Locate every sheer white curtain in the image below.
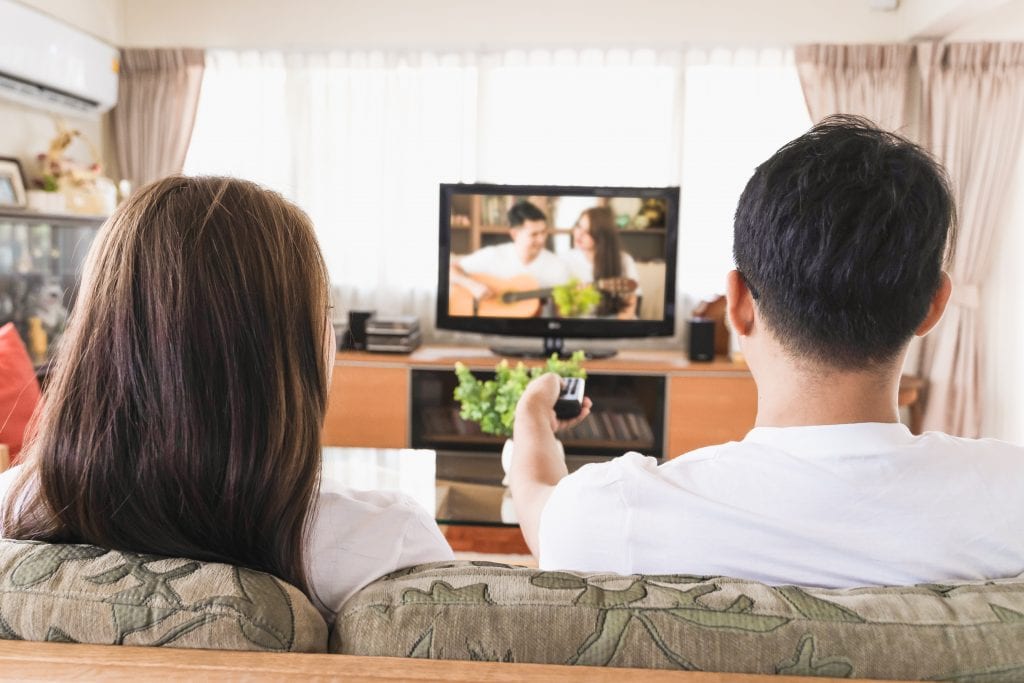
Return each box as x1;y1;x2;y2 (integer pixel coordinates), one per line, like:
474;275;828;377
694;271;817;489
185;51;479;333
475;49;684;187
185;47;810;340
679;48;812;302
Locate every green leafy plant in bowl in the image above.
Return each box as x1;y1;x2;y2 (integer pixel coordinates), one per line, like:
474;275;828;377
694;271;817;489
454;351;587;437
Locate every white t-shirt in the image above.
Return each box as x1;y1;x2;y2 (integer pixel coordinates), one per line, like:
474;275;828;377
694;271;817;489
563;248;642;295
459;243;570;288
0;466;454;622
539;423;1024;588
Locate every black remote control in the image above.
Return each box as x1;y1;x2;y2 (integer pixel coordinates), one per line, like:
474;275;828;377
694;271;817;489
554;377;585;419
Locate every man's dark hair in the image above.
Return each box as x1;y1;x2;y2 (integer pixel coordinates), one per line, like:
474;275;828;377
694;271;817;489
508;201;547;228
733;114;956;369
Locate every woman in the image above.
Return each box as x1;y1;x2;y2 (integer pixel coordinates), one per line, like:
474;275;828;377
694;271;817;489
565;206;641;319
0;176;452;621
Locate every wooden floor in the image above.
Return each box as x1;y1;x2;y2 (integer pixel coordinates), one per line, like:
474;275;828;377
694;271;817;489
0;641;901;682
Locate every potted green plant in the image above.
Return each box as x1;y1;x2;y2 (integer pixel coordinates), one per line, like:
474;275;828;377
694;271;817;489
453;351;588;438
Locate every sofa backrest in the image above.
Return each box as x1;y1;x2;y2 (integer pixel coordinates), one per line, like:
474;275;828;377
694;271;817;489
0;539;327;652
333;561;1024;680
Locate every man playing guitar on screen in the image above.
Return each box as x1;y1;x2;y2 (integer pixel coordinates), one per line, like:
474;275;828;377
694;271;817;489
449;201;571;317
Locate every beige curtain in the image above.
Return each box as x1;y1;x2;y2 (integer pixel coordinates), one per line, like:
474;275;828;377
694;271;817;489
794;44;916;131
917;42;1024;437
112;49;205;190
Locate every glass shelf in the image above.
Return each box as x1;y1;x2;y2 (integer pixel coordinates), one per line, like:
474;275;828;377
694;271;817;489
0;209;105;364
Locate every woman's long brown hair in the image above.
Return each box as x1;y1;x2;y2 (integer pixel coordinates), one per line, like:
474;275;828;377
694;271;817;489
2;176;330;597
580;207;627;316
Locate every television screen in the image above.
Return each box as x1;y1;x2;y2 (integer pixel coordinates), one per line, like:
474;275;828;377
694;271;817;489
437;183;678;358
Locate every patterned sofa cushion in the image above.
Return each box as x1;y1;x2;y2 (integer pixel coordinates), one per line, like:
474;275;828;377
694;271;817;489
332;561;1024;680
0;539;327;652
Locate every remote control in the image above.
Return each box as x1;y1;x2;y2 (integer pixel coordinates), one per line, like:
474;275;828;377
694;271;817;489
554;377;585;419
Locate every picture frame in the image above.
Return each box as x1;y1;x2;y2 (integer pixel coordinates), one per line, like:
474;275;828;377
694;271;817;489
0;157;28;209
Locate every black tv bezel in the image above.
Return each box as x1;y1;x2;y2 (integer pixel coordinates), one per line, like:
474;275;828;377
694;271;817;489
436;182;679;341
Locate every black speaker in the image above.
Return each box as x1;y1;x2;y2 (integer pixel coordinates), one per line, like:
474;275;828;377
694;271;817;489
347;310;375;350
688;318;715;362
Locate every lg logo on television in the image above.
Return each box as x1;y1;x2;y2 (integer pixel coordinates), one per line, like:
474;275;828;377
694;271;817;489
548;322;561;330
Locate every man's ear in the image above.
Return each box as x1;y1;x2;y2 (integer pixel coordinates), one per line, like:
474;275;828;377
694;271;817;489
915;271;952;337
726;270;756;336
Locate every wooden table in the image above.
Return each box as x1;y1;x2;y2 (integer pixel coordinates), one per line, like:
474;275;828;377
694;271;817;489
0;640;901;682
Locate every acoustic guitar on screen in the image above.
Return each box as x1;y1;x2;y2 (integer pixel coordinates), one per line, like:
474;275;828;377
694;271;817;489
449;274;638;317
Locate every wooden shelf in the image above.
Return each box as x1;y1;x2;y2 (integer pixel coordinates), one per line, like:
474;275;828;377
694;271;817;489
620;228;667;235
418;404;656;453
0;208;107;226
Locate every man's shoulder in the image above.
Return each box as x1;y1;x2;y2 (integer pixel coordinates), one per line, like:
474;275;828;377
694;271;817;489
914;430;1024;458
559;445;727;488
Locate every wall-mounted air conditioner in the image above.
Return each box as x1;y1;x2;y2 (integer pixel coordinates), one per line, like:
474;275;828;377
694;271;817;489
0;0;119;118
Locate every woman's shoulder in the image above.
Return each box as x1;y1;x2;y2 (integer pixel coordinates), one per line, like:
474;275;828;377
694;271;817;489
314;484;427;521
306;484;452;621
0;465;28;537
0;464;24;507
0;465;18;494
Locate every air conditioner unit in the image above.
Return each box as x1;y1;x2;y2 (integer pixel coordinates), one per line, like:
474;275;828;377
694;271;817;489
0;0;119;118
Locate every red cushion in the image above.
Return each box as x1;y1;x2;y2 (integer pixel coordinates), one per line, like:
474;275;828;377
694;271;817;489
0;322;42;464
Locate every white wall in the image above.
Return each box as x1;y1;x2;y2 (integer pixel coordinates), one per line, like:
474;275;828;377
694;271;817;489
948;0;1024;40
15;0;122;44
121;0;910;49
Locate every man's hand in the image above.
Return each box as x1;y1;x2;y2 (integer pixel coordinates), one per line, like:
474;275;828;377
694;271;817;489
510;373;593;558
466;279;493;301
522;373;593;433
449;262;494;301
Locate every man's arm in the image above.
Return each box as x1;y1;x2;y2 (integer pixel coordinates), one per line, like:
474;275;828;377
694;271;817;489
510;373;591;557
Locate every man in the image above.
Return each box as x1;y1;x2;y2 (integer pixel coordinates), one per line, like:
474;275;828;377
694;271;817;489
510;115;1024;588
450;201;570;309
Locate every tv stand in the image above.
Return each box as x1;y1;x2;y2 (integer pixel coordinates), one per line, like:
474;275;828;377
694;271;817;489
488;336;618;360
324;345;925;461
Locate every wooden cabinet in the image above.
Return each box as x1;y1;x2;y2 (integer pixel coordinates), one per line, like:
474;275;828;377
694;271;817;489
323;360;409;448
323;347;757;459
324;346;925;456
668;375;758;455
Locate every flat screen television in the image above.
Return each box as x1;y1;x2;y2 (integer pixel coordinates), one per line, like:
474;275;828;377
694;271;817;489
437;183;679;358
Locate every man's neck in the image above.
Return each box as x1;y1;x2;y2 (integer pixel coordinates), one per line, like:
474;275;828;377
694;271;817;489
751;353;902;428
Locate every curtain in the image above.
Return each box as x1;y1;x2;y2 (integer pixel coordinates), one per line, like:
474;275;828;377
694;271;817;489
917;42;1024;437
185;50;481;337
794;44;916;132
185;49;689;339
112;49;205;190
682;48;811;301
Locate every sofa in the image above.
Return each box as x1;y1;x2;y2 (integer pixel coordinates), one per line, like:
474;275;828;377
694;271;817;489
2;538;1023;680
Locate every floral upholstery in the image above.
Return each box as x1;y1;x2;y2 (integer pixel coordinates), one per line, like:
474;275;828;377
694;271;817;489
333;561;1024;680
5;539;1024;679
0;539;327;652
